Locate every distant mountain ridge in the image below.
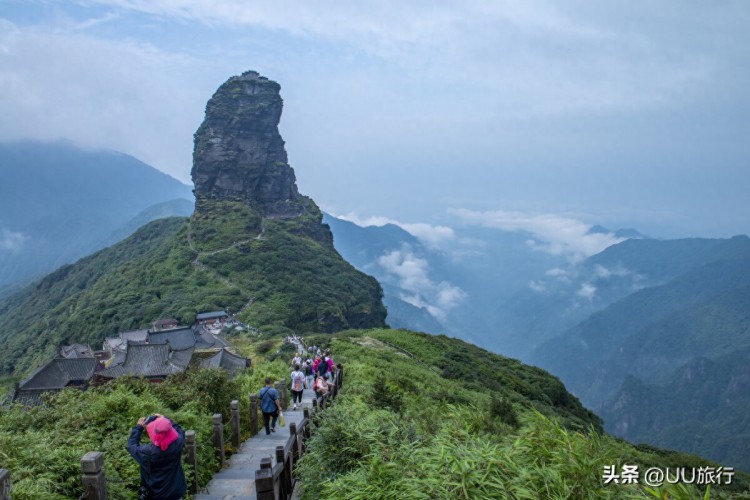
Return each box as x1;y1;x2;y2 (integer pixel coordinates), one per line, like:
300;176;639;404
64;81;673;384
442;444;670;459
0;140;193;285
529;235;750;470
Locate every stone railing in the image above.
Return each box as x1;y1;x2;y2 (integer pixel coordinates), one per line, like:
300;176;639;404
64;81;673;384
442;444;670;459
0;387;264;499
0;367;336;499
254;364;343;500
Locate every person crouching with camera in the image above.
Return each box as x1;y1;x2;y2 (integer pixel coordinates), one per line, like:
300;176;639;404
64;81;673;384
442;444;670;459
127;413;187;500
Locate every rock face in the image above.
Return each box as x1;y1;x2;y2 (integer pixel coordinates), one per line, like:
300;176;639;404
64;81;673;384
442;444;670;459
191;71;303;216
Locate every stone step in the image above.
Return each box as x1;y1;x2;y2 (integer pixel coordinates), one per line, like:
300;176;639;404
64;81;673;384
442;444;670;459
197;384;319;498
197;477;256;497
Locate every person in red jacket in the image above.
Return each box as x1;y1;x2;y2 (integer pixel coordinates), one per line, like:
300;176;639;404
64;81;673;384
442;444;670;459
127;413;186;500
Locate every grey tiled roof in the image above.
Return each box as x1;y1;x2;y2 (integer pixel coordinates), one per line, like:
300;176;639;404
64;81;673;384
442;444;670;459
195;327;229;349
20;358;97;390
59;344;94;359
196;311;228;321
199;349;249;377
106;349;127;367
13;388;62;406
148;327;197;350
98;343;193;379
120;328;149;343
104;336;125;352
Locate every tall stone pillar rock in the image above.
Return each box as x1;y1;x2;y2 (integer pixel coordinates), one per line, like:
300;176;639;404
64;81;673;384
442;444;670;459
191;71;304;217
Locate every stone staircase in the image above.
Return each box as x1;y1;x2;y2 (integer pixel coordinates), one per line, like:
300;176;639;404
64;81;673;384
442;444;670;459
194;387;314;499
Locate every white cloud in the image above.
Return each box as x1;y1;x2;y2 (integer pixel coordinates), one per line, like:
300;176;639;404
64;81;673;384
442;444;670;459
335;212;455;248
592;263;631;279
577;282;596;300
87;0;722;118
545;267;569;278
0;19;213;183
0;228;28;252
377;246;466;320
399;223;455;247
450;208;625;261
528;280;546;293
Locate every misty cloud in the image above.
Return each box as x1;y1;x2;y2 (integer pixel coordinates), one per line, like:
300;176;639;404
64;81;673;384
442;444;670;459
450;208;625;261
0;19;211;183
336;212;455;248
528;280;546;293
577;282;596;301
377;246;466;320
0;228;28;252
2;3;748;238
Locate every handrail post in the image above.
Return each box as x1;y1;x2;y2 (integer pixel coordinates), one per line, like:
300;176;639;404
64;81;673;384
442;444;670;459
280;378;288;410
0;469;10;500
290;422;302;462
81;451;107;500
230;400;241;448
276;445;292;497
212;413;225;467
184;430;199;494
274;380;285;411
255;457;274;500
303;408;311;439
249;394;259;435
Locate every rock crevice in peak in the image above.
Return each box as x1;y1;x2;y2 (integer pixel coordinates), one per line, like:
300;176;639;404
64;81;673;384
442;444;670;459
191;70;303;217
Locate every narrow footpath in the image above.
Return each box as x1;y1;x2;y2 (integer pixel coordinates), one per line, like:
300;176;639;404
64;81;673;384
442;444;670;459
194;388;314;499
195;338;311;499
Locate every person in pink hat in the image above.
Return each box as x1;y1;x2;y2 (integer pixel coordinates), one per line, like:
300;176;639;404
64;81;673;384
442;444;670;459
127;413;186;499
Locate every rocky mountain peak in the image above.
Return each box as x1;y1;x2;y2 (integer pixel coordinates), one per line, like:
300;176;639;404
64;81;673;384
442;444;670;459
191;70;303;216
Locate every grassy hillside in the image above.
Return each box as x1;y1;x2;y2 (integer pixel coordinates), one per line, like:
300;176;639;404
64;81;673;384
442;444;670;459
5;328;746;498
0;198;386;378
296;328;750;498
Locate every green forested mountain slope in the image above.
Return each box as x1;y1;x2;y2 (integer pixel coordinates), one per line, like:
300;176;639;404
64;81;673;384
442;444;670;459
532;256;750;407
602;348;750;472
530;247;750;471
0;70;387;379
0;198;386;377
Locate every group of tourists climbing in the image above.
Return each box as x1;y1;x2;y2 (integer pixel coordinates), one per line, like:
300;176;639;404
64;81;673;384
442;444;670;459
290;347;336;410
124;338;339;498
256;343;338;440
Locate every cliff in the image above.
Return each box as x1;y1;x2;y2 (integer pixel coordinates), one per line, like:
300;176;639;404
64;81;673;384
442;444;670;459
192;71;303;217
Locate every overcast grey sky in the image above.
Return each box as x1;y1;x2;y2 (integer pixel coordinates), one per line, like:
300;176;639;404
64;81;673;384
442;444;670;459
1;0;748;244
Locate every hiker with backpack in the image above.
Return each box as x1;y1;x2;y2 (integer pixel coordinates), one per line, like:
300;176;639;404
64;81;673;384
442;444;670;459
303;360;314;390
290;364;305;410
258;377;282;435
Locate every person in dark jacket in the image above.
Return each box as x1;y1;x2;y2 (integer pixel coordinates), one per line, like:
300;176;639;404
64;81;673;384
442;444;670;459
127;413;186;500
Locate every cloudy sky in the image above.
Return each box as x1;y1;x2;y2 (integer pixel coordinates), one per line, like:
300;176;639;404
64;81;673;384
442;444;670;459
1;0;749;240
